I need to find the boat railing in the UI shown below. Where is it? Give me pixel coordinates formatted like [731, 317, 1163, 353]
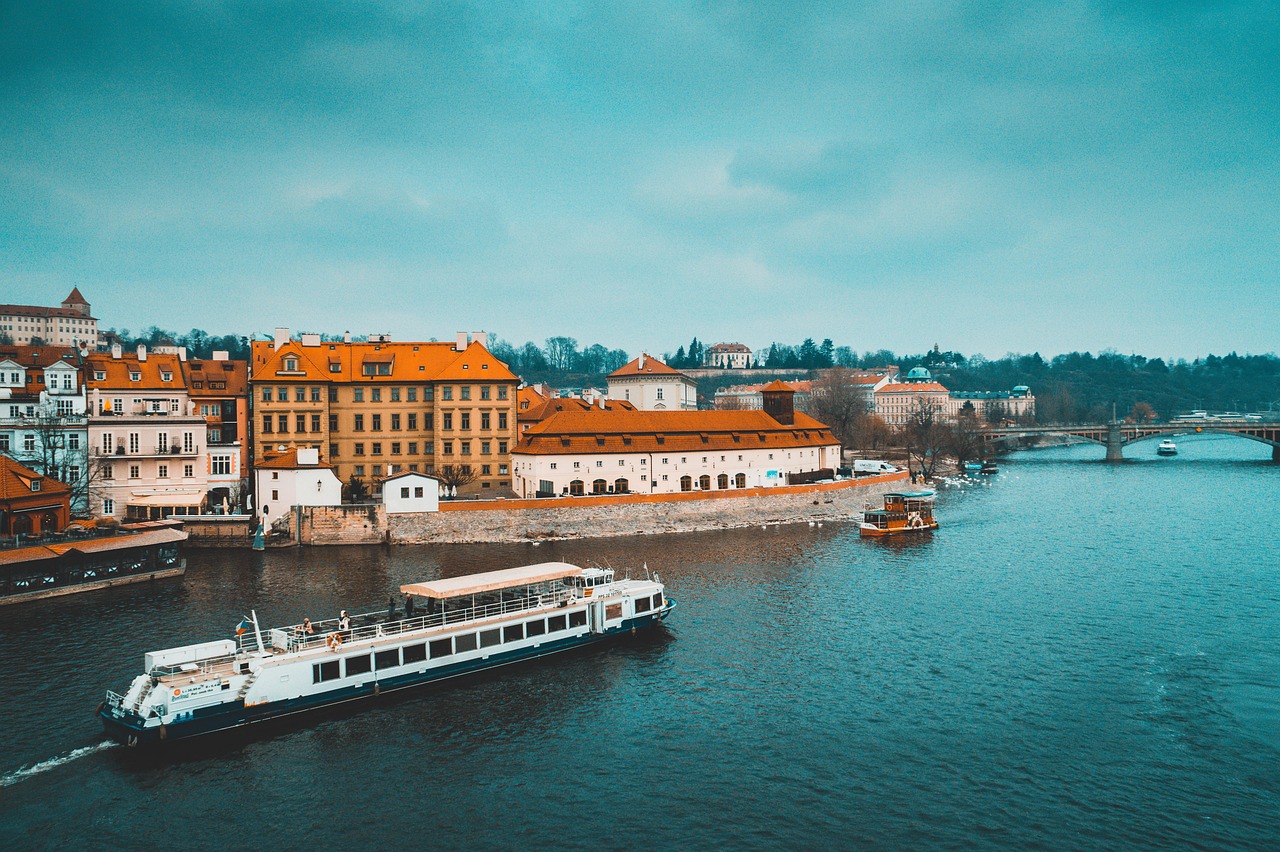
[104, 689, 125, 709]
[148, 653, 241, 679]
[257, 588, 577, 654]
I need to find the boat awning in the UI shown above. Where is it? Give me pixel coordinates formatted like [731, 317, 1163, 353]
[401, 562, 583, 599]
[126, 493, 205, 507]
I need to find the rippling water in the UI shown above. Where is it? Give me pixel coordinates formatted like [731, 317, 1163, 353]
[2, 435, 1278, 848]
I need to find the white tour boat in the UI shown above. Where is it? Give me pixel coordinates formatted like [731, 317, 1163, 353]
[1156, 439, 1178, 456]
[99, 562, 673, 747]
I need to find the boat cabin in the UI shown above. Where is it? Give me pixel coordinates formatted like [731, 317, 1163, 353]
[861, 490, 938, 536]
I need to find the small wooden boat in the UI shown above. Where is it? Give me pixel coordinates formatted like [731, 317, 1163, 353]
[860, 491, 938, 537]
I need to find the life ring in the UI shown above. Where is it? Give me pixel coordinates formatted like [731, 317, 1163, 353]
[910, 515, 924, 529]
[327, 632, 343, 651]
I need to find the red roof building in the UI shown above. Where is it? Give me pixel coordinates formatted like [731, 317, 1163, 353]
[0, 455, 71, 537]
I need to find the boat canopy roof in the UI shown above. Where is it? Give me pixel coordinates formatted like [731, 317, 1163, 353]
[400, 562, 584, 599]
[887, 490, 935, 499]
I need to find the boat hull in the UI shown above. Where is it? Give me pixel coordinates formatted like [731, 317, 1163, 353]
[859, 522, 938, 538]
[99, 605, 673, 747]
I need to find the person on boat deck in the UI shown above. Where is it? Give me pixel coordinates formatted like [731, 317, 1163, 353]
[338, 610, 351, 632]
[386, 596, 397, 622]
[297, 618, 314, 637]
[404, 595, 416, 619]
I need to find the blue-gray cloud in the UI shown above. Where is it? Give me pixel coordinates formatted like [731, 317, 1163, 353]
[0, 0, 1276, 358]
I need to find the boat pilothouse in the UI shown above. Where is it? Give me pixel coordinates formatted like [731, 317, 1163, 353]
[99, 561, 674, 747]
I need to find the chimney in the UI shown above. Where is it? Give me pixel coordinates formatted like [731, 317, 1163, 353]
[456, 332, 469, 352]
[639, 354, 646, 369]
[177, 347, 187, 362]
[136, 344, 147, 362]
[471, 331, 487, 349]
[274, 327, 290, 351]
[343, 330, 351, 343]
[212, 350, 229, 361]
[111, 343, 122, 359]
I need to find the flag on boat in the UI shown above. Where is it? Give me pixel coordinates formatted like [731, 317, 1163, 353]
[235, 617, 251, 636]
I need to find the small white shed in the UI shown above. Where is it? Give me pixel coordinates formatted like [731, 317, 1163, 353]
[382, 471, 441, 514]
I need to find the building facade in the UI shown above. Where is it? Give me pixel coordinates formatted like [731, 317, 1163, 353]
[0, 455, 71, 536]
[606, 354, 697, 411]
[84, 345, 208, 520]
[0, 345, 90, 514]
[185, 351, 250, 510]
[872, 367, 953, 428]
[250, 330, 519, 499]
[0, 288, 99, 348]
[254, 447, 343, 531]
[704, 342, 753, 369]
[513, 385, 841, 498]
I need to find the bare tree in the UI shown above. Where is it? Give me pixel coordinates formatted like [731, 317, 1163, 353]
[17, 405, 92, 515]
[904, 398, 948, 479]
[543, 337, 578, 372]
[1127, 401, 1156, 424]
[436, 463, 478, 495]
[947, 406, 984, 467]
[808, 369, 869, 448]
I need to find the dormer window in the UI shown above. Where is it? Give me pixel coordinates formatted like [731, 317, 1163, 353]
[30, 479, 41, 492]
[94, 371, 105, 381]
[285, 357, 298, 371]
[129, 371, 141, 382]
[161, 371, 172, 382]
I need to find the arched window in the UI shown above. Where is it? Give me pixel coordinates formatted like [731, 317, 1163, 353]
[679, 475, 692, 491]
[569, 479, 584, 496]
[716, 473, 729, 489]
[735, 473, 746, 488]
[614, 478, 629, 493]
[592, 479, 607, 494]
[698, 475, 711, 491]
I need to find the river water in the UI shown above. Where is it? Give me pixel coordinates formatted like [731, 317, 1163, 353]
[2, 435, 1278, 848]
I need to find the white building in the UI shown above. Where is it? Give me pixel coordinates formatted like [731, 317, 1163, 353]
[85, 345, 208, 520]
[382, 471, 441, 513]
[606, 354, 697, 411]
[254, 447, 343, 530]
[0, 346, 90, 513]
[514, 383, 841, 497]
[703, 342, 753, 369]
[0, 288, 99, 348]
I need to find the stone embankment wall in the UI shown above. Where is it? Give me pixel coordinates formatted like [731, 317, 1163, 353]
[182, 515, 253, 548]
[388, 472, 908, 544]
[295, 504, 386, 545]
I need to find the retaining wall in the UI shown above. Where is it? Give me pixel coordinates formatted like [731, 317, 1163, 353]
[388, 472, 908, 544]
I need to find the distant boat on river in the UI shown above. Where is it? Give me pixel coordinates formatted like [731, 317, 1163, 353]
[1156, 439, 1178, 456]
[860, 491, 938, 537]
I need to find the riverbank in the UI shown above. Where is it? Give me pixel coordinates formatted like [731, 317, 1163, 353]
[270, 472, 909, 546]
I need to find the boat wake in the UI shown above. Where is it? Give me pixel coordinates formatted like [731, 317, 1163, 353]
[0, 740, 119, 788]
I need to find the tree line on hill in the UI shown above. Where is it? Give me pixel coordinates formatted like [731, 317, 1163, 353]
[95, 326, 1278, 426]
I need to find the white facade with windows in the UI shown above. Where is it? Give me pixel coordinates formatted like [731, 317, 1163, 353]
[382, 471, 441, 513]
[0, 353, 90, 514]
[254, 447, 343, 530]
[606, 354, 698, 411]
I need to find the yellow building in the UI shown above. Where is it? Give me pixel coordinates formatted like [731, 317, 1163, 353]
[250, 330, 518, 497]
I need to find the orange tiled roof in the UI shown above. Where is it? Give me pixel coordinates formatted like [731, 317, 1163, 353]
[0, 455, 72, 501]
[0, 345, 82, 396]
[0, 303, 94, 320]
[877, 382, 949, 394]
[760, 379, 795, 392]
[63, 287, 89, 306]
[84, 352, 187, 391]
[517, 409, 838, 456]
[608, 353, 689, 379]
[186, 358, 248, 397]
[708, 342, 751, 352]
[250, 339, 517, 384]
[256, 448, 334, 470]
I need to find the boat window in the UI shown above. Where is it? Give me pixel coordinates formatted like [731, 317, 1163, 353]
[635, 596, 652, 613]
[480, 628, 501, 648]
[605, 603, 622, 620]
[429, 638, 452, 659]
[547, 614, 568, 632]
[312, 660, 340, 683]
[403, 643, 427, 664]
[526, 619, 546, 637]
[345, 654, 372, 677]
[375, 649, 400, 670]
[455, 632, 478, 652]
[653, 592, 663, 609]
[504, 624, 524, 643]
[569, 610, 587, 629]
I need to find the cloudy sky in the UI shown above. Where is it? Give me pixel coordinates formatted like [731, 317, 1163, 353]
[2, 1, 1276, 360]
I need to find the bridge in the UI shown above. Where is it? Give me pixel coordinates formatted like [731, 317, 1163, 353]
[977, 422, 1280, 462]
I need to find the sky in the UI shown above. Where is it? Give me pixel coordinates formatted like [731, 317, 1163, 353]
[2, 1, 1277, 361]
